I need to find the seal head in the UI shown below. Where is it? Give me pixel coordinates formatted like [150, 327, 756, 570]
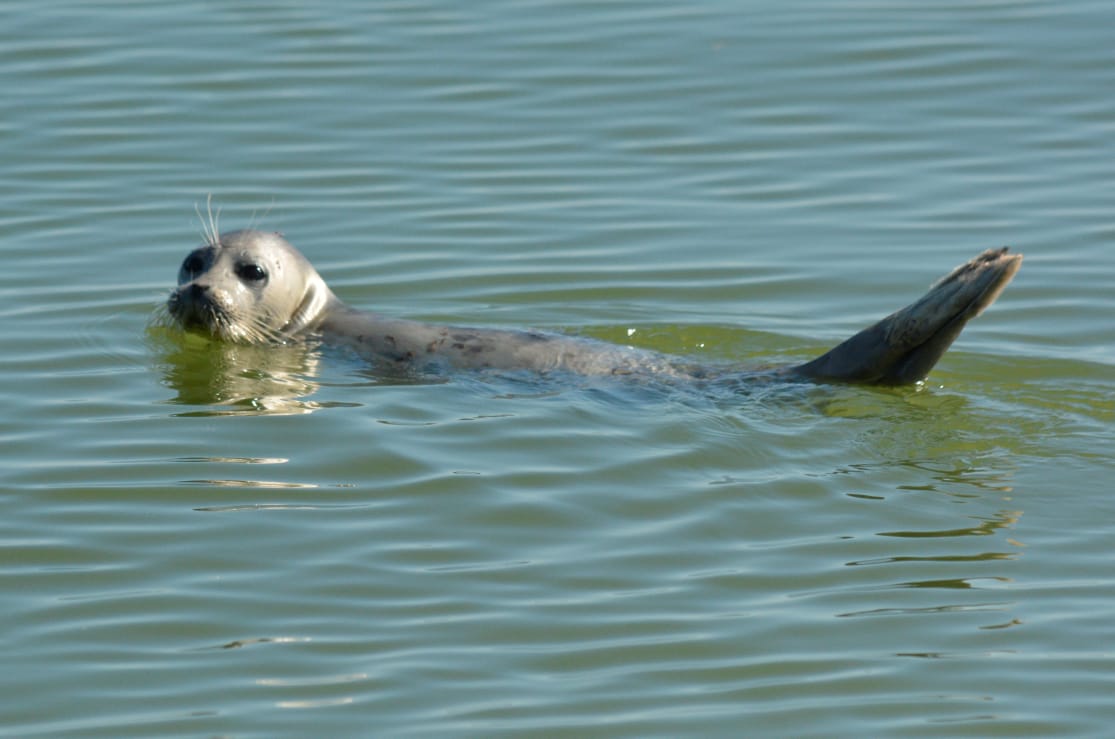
[167, 230, 334, 343]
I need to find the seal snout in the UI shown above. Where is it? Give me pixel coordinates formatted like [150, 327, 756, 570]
[168, 279, 226, 333]
[173, 281, 214, 314]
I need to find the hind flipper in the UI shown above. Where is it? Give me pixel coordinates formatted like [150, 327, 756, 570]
[793, 248, 1022, 385]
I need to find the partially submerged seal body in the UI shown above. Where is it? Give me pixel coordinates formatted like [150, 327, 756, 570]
[166, 230, 1022, 385]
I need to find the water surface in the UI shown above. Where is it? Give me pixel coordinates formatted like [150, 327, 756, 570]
[2, 1, 1114, 736]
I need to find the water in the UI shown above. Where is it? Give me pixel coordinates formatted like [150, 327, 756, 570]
[3, 1, 1114, 736]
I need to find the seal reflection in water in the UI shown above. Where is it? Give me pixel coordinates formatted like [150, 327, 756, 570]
[167, 230, 1021, 385]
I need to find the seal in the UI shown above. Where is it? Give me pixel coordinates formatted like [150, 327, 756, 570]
[166, 229, 1022, 385]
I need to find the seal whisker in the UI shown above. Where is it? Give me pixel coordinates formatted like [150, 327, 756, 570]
[210, 196, 222, 247]
[148, 301, 175, 331]
[242, 315, 283, 344]
[194, 194, 222, 248]
[247, 198, 275, 233]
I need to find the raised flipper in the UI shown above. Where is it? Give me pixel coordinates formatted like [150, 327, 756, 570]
[793, 248, 1022, 385]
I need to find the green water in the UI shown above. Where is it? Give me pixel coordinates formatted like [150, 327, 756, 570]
[3, 1, 1114, 736]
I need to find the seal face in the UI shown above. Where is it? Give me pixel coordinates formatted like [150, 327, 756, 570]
[167, 230, 334, 343]
[166, 229, 1022, 385]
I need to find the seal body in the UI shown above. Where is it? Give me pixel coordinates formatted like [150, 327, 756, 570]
[317, 306, 695, 377]
[167, 230, 1022, 385]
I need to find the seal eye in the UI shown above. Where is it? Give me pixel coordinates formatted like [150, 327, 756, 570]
[237, 263, 268, 284]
